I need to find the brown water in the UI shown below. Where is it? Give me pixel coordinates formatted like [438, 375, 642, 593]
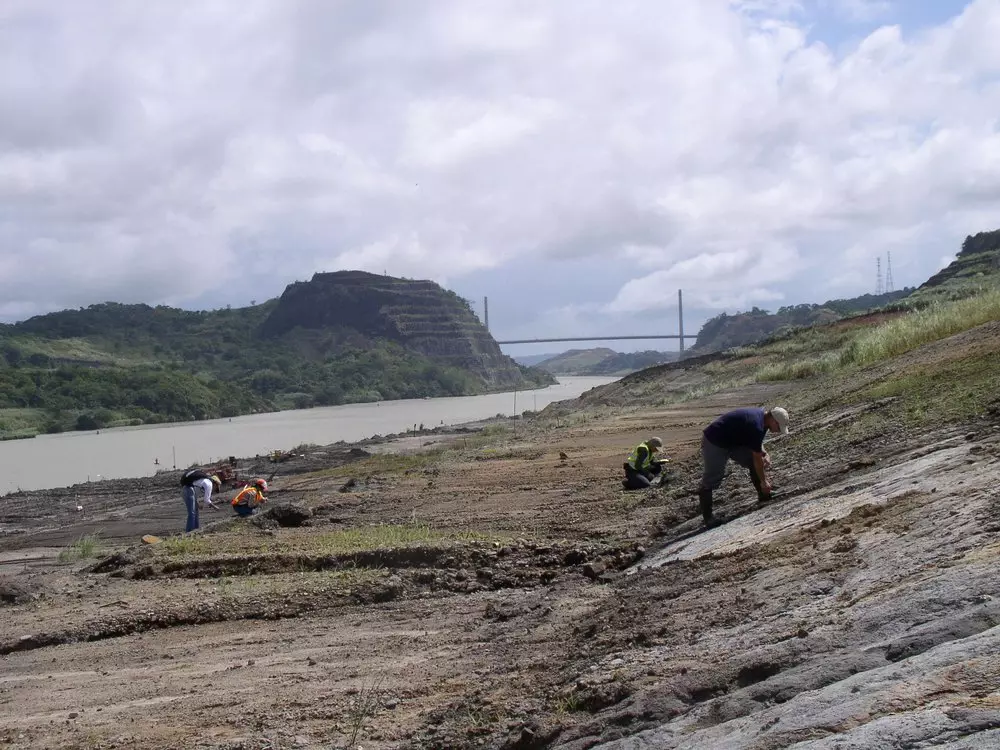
[0, 377, 615, 494]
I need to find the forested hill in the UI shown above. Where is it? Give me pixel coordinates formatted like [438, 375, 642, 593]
[0, 271, 554, 439]
[689, 289, 914, 354]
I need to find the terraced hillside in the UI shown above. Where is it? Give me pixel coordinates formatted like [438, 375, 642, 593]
[0, 272, 554, 437]
[260, 271, 535, 389]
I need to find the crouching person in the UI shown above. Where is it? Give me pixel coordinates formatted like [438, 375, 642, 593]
[232, 478, 269, 517]
[622, 437, 666, 490]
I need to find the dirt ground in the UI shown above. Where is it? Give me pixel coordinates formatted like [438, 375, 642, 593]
[2, 361, 1000, 750]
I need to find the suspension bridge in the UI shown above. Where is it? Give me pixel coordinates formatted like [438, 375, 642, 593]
[488, 290, 697, 352]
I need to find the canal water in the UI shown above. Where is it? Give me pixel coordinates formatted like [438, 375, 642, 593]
[0, 376, 615, 494]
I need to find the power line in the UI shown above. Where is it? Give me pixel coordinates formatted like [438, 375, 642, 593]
[885, 252, 894, 293]
[876, 257, 883, 295]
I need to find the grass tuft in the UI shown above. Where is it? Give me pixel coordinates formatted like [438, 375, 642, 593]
[160, 535, 212, 557]
[58, 534, 102, 562]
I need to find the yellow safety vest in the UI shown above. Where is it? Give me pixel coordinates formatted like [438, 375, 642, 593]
[627, 442, 656, 471]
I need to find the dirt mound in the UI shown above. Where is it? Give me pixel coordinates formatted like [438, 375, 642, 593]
[88, 544, 154, 575]
[255, 503, 313, 528]
[0, 575, 38, 605]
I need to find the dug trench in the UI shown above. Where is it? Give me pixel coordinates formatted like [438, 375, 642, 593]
[2, 359, 1000, 749]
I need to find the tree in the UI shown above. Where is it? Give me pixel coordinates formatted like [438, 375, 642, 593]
[3, 344, 22, 367]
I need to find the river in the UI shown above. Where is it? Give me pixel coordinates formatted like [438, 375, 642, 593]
[0, 376, 616, 495]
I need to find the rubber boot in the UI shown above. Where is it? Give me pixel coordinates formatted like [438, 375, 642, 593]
[699, 488, 721, 527]
[751, 471, 771, 503]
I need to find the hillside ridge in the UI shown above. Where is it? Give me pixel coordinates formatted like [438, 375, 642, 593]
[0, 271, 553, 438]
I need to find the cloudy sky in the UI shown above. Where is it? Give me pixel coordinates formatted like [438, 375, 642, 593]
[2, 0, 999, 353]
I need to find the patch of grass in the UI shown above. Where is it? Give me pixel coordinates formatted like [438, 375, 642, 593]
[480, 422, 511, 437]
[154, 522, 504, 561]
[58, 533, 102, 562]
[841, 289, 1000, 367]
[854, 349, 1000, 426]
[755, 353, 839, 382]
[0, 408, 45, 439]
[316, 523, 494, 553]
[159, 535, 213, 557]
[677, 375, 756, 403]
[553, 693, 584, 715]
[764, 327, 854, 357]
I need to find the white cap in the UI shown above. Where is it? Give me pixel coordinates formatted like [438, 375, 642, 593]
[770, 407, 789, 434]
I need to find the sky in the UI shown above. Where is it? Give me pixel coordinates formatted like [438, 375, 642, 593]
[2, 0, 999, 355]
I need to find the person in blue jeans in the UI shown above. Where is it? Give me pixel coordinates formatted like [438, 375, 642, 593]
[697, 406, 789, 528]
[179, 469, 221, 532]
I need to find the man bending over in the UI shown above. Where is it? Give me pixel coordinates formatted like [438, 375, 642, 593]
[697, 406, 789, 527]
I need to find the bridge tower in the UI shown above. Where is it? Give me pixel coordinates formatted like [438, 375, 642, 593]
[678, 289, 685, 353]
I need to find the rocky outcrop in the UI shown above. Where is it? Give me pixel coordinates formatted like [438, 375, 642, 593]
[260, 271, 553, 389]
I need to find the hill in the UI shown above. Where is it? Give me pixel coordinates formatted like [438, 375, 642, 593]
[0, 271, 554, 438]
[530, 348, 682, 376]
[535, 348, 618, 375]
[690, 288, 913, 354]
[513, 352, 560, 367]
[901, 228, 1000, 306]
[581, 349, 681, 375]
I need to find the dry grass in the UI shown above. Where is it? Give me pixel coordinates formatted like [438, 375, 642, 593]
[841, 289, 1000, 367]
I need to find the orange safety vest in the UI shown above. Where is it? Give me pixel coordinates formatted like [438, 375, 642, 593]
[232, 485, 265, 508]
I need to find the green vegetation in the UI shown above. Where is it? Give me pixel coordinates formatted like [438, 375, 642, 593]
[751, 290, 999, 389]
[842, 289, 1000, 366]
[691, 289, 914, 354]
[855, 350, 999, 426]
[754, 353, 839, 382]
[674, 234, 1000, 399]
[600, 235, 1000, 418]
[347, 673, 388, 747]
[158, 522, 501, 560]
[532, 348, 680, 376]
[58, 534, 102, 562]
[585, 349, 680, 375]
[536, 348, 618, 375]
[160, 535, 206, 557]
[316, 523, 495, 553]
[0, 272, 554, 439]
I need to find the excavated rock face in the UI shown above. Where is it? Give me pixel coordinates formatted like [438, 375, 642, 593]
[259, 271, 551, 389]
[551, 429, 1000, 750]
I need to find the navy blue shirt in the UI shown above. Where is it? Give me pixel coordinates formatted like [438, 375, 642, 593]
[703, 407, 767, 451]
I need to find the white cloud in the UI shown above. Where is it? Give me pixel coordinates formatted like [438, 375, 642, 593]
[0, 0, 999, 331]
[827, 0, 894, 23]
